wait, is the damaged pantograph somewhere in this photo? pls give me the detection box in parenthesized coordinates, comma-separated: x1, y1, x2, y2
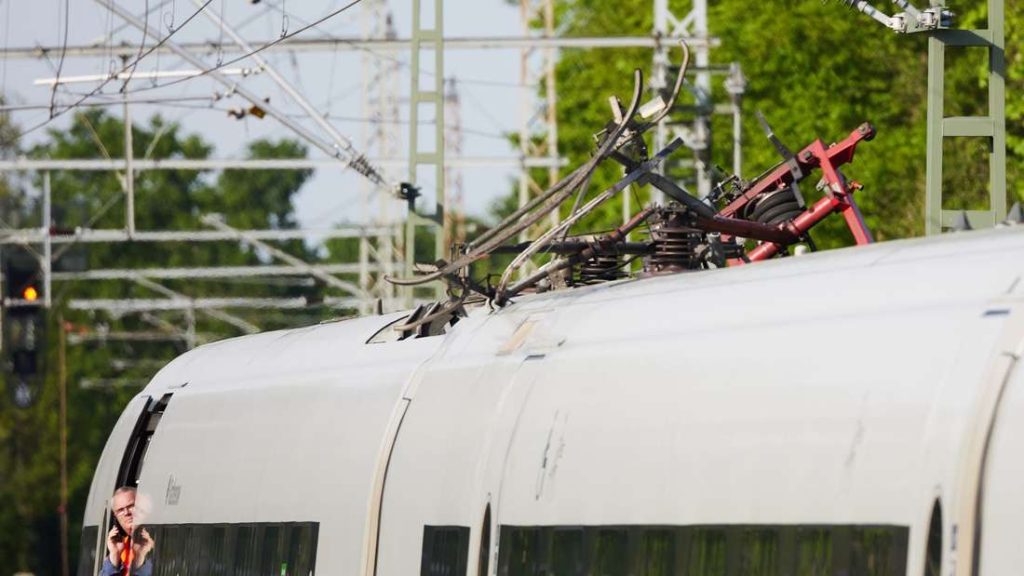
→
(389, 41, 878, 330)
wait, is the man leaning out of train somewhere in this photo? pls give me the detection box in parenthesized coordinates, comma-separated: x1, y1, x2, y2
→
(101, 486, 156, 576)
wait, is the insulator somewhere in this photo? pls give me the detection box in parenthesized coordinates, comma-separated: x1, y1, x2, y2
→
(577, 253, 624, 285)
(647, 213, 701, 273)
(742, 187, 804, 226)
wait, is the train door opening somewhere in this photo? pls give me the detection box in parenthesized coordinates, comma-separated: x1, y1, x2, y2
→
(76, 393, 173, 576)
(116, 393, 172, 489)
(75, 392, 169, 576)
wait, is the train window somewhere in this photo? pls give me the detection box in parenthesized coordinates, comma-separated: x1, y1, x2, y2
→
(850, 527, 909, 576)
(688, 528, 727, 576)
(285, 523, 319, 576)
(421, 525, 470, 576)
(499, 526, 538, 576)
(552, 528, 585, 576)
(262, 525, 282, 574)
(142, 523, 317, 576)
(209, 526, 228, 576)
(739, 528, 779, 576)
(797, 528, 832, 576)
(641, 529, 674, 576)
(155, 524, 184, 576)
(593, 529, 628, 576)
(497, 524, 908, 576)
(240, 525, 261, 576)
(76, 525, 99, 576)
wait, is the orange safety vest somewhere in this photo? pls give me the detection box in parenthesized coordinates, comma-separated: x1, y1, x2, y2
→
(118, 535, 134, 576)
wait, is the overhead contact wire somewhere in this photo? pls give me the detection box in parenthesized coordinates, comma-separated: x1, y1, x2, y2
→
(1, 0, 213, 146)
(49, 0, 71, 118)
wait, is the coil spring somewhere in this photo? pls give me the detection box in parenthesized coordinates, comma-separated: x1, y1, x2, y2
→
(648, 220, 700, 272)
(742, 187, 803, 225)
(577, 254, 624, 285)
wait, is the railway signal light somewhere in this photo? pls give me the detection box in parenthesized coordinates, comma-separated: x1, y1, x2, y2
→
(22, 285, 39, 302)
(3, 252, 44, 306)
(1, 251, 45, 408)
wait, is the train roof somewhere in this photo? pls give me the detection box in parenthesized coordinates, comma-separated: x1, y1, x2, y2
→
(142, 225, 1024, 397)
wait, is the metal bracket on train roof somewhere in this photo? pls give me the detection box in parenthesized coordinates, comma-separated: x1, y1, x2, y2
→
(365, 299, 467, 344)
(950, 210, 973, 232)
(398, 302, 451, 339)
(1004, 202, 1023, 225)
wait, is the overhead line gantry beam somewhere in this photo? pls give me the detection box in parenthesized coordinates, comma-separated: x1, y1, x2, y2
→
(0, 156, 566, 172)
(51, 264, 377, 281)
(0, 35, 718, 60)
(0, 227, 391, 245)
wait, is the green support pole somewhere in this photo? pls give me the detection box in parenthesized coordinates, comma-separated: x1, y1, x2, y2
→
(925, 29, 945, 235)
(925, 0, 1007, 234)
(405, 0, 446, 305)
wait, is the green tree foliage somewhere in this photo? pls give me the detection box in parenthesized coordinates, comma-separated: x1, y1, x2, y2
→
(512, 0, 1021, 246)
(0, 109, 325, 574)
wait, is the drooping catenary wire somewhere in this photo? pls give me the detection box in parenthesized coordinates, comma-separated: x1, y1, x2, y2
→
(110, 0, 369, 98)
(95, 0, 173, 41)
(120, 0, 151, 93)
(115, 0, 526, 103)
(49, 0, 71, 117)
(0, 0, 214, 146)
(259, 0, 532, 90)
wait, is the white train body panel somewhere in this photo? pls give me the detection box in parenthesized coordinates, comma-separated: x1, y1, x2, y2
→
(80, 228, 1024, 576)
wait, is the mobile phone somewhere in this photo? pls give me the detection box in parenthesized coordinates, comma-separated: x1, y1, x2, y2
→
(109, 514, 126, 539)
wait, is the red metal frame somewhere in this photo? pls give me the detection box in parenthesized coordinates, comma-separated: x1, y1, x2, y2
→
(721, 123, 876, 264)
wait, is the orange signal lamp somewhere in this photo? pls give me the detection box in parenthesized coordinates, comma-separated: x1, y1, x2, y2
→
(22, 286, 39, 302)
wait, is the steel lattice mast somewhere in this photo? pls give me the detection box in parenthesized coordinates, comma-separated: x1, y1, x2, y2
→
(831, 0, 1006, 233)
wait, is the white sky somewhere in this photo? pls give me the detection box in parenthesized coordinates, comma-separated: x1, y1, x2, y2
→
(0, 0, 531, 229)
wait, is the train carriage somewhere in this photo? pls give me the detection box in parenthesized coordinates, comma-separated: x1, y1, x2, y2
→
(79, 226, 1024, 576)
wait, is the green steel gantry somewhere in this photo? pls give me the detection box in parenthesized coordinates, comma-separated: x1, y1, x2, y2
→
(405, 0, 447, 305)
(838, 0, 1007, 234)
(925, 0, 1007, 233)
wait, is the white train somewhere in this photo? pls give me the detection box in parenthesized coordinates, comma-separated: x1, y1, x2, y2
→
(78, 226, 1024, 576)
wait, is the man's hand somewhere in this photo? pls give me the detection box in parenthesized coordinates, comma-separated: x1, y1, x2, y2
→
(133, 528, 156, 567)
(106, 526, 125, 566)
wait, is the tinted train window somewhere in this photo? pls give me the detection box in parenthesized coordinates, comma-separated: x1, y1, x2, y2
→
(499, 526, 538, 576)
(286, 523, 318, 576)
(641, 529, 674, 576)
(552, 529, 585, 576)
(797, 528, 832, 575)
(740, 528, 778, 576)
(689, 528, 726, 576)
(140, 522, 317, 576)
(593, 529, 628, 576)
(421, 526, 470, 576)
(851, 527, 909, 576)
(498, 524, 908, 576)
(76, 526, 99, 576)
